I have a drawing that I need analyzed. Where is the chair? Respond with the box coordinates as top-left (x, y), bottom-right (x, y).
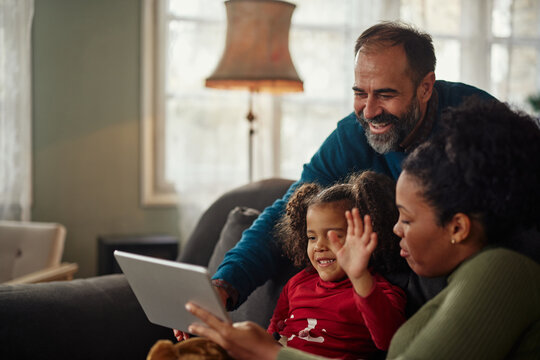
top-left (0, 220), bottom-right (78, 284)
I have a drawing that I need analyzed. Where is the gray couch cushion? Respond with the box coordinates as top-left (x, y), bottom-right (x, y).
top-left (208, 206), bottom-right (261, 275)
top-left (0, 274), bottom-right (173, 360)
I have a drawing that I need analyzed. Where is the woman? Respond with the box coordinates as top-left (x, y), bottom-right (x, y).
top-left (185, 98), bottom-right (540, 360)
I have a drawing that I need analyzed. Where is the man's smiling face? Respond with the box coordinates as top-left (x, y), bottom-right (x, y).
top-left (353, 44), bottom-right (429, 153)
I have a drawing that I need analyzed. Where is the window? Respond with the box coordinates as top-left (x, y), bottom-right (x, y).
top-left (401, 0), bottom-right (540, 107)
top-left (141, 0), bottom-right (378, 212)
top-left (142, 0), bottom-right (540, 215)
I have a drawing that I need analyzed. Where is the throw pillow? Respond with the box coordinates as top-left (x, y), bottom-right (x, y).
top-left (207, 206), bottom-right (260, 276)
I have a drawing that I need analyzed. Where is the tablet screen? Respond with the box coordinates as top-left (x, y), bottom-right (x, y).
top-left (114, 250), bottom-right (230, 332)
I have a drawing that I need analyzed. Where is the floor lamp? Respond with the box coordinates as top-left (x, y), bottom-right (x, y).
top-left (205, 0), bottom-right (303, 182)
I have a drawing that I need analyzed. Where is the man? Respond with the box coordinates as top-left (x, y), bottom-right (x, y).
top-left (211, 21), bottom-right (495, 313)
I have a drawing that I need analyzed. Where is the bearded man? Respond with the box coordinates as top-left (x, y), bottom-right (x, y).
top-left (211, 21), bottom-right (495, 316)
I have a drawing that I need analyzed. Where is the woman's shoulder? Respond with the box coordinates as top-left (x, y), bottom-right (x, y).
top-left (451, 247), bottom-right (540, 294)
top-left (463, 247), bottom-right (539, 273)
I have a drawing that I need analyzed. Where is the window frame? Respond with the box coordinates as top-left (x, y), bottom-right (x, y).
top-left (141, 0), bottom-right (178, 206)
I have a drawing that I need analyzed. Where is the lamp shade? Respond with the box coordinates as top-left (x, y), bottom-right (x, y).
top-left (206, 0), bottom-right (303, 93)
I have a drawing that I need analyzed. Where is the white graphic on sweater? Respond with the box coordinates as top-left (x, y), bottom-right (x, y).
top-left (288, 318), bottom-right (325, 343)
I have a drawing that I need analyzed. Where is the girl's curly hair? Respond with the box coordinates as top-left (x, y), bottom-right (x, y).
top-left (276, 171), bottom-right (407, 275)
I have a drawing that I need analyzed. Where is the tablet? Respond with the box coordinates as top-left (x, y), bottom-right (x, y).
top-left (114, 250), bottom-right (230, 332)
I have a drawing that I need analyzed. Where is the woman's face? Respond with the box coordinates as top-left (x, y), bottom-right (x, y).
top-left (393, 171), bottom-right (455, 277)
top-left (306, 202), bottom-right (348, 282)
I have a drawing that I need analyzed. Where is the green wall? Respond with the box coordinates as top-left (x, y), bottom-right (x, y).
top-left (32, 0), bottom-right (179, 278)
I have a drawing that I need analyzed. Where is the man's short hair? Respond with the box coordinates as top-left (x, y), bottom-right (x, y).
top-left (355, 21), bottom-right (436, 86)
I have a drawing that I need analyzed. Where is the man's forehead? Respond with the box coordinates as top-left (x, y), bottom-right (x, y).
top-left (353, 70), bottom-right (410, 91)
top-left (355, 44), bottom-right (407, 68)
top-left (354, 46), bottom-right (414, 89)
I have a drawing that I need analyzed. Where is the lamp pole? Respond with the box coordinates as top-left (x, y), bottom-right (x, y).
top-left (246, 91), bottom-right (255, 183)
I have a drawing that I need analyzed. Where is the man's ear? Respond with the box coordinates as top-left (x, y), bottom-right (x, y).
top-left (448, 213), bottom-right (471, 244)
top-left (417, 71), bottom-right (435, 104)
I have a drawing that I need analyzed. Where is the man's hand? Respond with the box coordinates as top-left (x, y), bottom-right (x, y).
top-left (186, 302), bottom-right (281, 360)
top-left (215, 286), bottom-right (229, 308)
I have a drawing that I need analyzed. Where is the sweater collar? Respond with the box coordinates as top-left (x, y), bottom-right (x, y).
top-left (316, 275), bottom-right (351, 290)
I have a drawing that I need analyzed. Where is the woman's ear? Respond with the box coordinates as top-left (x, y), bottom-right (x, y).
top-left (448, 213), bottom-right (471, 244)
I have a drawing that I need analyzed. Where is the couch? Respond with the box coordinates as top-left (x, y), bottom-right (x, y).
top-left (0, 178), bottom-right (295, 360)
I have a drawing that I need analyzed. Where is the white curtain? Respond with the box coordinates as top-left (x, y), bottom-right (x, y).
top-left (0, 0), bottom-right (34, 221)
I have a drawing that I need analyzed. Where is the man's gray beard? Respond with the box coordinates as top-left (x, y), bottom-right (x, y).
top-left (357, 98), bottom-right (421, 154)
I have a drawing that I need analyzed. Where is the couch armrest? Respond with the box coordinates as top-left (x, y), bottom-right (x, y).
top-left (5, 262), bottom-right (79, 284)
top-left (0, 274), bottom-right (174, 360)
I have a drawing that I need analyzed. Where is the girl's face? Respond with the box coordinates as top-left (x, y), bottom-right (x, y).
top-left (393, 171), bottom-right (455, 277)
top-left (306, 202), bottom-right (348, 282)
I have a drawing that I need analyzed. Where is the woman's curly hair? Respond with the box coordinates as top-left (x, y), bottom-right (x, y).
top-left (276, 171), bottom-right (407, 275)
top-left (402, 96), bottom-right (540, 243)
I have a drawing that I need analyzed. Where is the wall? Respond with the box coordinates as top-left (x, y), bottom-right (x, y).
top-left (32, 0), bottom-right (180, 278)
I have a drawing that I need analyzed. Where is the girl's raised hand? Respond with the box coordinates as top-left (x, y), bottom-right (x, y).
top-left (328, 208), bottom-right (377, 296)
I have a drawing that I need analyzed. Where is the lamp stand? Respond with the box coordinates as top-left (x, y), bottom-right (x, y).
top-left (246, 91), bottom-right (255, 183)
top-left (204, 1), bottom-right (303, 183)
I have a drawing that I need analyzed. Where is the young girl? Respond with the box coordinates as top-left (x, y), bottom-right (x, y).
top-left (268, 171), bottom-right (407, 360)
